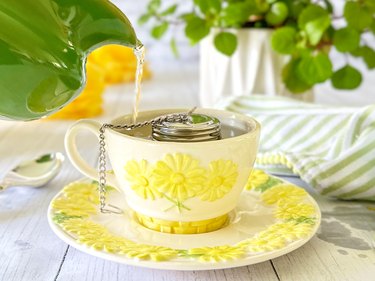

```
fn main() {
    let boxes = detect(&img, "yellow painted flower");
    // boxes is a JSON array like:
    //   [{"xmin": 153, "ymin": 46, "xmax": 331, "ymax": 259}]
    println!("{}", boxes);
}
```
[
  {"xmin": 275, "ymin": 202, "xmax": 316, "ymax": 220},
  {"xmin": 240, "ymin": 235, "xmax": 286, "ymax": 252},
  {"xmin": 78, "ymin": 233, "xmax": 129, "ymax": 252},
  {"xmin": 63, "ymin": 182, "xmax": 99, "ymax": 204},
  {"xmin": 61, "ymin": 219, "xmax": 108, "ymax": 236},
  {"xmin": 188, "ymin": 245, "xmax": 245, "ymax": 262},
  {"xmin": 261, "ymin": 184, "xmax": 307, "ymax": 205},
  {"xmin": 198, "ymin": 160, "xmax": 238, "ymax": 201},
  {"xmin": 124, "ymin": 160, "xmax": 161, "ymax": 200},
  {"xmin": 259, "ymin": 221, "xmax": 314, "ymax": 241},
  {"xmin": 152, "ymin": 153, "xmax": 206, "ymax": 201},
  {"xmin": 245, "ymin": 169, "xmax": 269, "ymax": 190},
  {"xmin": 120, "ymin": 244, "xmax": 178, "ymax": 261},
  {"xmin": 52, "ymin": 198, "xmax": 97, "ymax": 217}
]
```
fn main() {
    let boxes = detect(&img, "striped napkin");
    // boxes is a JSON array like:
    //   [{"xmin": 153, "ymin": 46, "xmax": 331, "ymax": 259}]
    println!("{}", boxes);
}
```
[{"xmin": 217, "ymin": 95, "xmax": 375, "ymax": 201}]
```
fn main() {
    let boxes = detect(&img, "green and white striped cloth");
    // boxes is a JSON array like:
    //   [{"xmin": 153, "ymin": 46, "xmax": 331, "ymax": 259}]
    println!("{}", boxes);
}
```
[{"xmin": 218, "ymin": 95, "xmax": 375, "ymax": 201}]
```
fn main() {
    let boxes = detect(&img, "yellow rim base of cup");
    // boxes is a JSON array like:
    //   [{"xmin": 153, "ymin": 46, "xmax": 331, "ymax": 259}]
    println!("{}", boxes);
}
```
[{"xmin": 135, "ymin": 213, "xmax": 229, "ymax": 234}]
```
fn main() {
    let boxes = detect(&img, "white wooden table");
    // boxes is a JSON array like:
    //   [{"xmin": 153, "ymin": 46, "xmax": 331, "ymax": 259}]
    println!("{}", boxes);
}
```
[{"xmin": 1, "ymin": 63, "xmax": 374, "ymax": 281}]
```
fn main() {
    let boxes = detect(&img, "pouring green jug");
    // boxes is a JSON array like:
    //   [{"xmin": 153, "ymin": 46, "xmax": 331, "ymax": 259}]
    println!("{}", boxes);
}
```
[{"xmin": 0, "ymin": 0, "xmax": 139, "ymax": 121}]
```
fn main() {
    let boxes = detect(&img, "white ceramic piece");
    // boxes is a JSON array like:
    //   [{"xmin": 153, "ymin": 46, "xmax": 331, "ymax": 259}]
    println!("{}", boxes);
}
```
[
  {"xmin": 64, "ymin": 108, "xmax": 260, "ymax": 223},
  {"xmin": 48, "ymin": 176, "xmax": 321, "ymax": 270},
  {"xmin": 199, "ymin": 29, "xmax": 314, "ymax": 107}
]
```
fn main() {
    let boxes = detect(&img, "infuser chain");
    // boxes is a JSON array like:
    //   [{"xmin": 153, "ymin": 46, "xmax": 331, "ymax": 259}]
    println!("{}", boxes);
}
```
[{"xmin": 98, "ymin": 107, "xmax": 196, "ymax": 214}]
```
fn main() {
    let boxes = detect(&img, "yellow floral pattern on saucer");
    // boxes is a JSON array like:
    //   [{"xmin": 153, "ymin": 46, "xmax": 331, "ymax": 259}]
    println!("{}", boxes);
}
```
[
  {"xmin": 51, "ymin": 171, "xmax": 319, "ymax": 264},
  {"xmin": 245, "ymin": 169, "xmax": 269, "ymax": 190},
  {"xmin": 187, "ymin": 245, "xmax": 245, "ymax": 262},
  {"xmin": 261, "ymin": 184, "xmax": 307, "ymax": 205}
]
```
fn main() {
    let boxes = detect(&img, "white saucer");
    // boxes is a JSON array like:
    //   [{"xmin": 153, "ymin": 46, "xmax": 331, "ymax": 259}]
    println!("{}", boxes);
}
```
[{"xmin": 48, "ymin": 170, "xmax": 321, "ymax": 270}]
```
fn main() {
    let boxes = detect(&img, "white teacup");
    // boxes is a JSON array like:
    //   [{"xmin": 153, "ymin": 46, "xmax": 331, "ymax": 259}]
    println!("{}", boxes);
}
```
[{"xmin": 65, "ymin": 108, "xmax": 260, "ymax": 234}]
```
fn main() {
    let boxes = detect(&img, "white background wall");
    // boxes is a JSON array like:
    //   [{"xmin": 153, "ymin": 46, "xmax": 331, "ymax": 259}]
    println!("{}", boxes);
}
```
[{"xmin": 111, "ymin": 0, "xmax": 375, "ymax": 106}]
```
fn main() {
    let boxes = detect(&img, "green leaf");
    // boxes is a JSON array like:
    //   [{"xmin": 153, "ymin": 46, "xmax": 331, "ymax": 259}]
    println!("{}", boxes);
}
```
[
  {"xmin": 91, "ymin": 180, "xmax": 115, "ymax": 192},
  {"xmin": 160, "ymin": 4, "xmax": 178, "ymax": 16},
  {"xmin": 291, "ymin": 216, "xmax": 317, "ymax": 225},
  {"xmin": 271, "ymin": 27, "xmax": 297, "ymax": 54},
  {"xmin": 138, "ymin": 13, "xmax": 151, "ymax": 25},
  {"xmin": 333, "ymin": 27, "xmax": 360, "ymax": 53},
  {"xmin": 284, "ymin": 0, "xmax": 307, "ymax": 18},
  {"xmin": 53, "ymin": 213, "xmax": 82, "ymax": 224},
  {"xmin": 221, "ymin": 2, "xmax": 257, "ymax": 27},
  {"xmin": 185, "ymin": 16, "xmax": 210, "ymax": 44},
  {"xmin": 265, "ymin": 2, "xmax": 289, "ymax": 26},
  {"xmin": 282, "ymin": 58, "xmax": 312, "ymax": 93},
  {"xmin": 361, "ymin": 46, "xmax": 375, "ymax": 69},
  {"xmin": 349, "ymin": 46, "xmax": 375, "ymax": 69},
  {"xmin": 344, "ymin": 1, "xmax": 372, "ymax": 31},
  {"xmin": 298, "ymin": 5, "xmax": 331, "ymax": 45},
  {"xmin": 350, "ymin": 47, "xmax": 362, "ymax": 57},
  {"xmin": 365, "ymin": 0, "xmax": 375, "ymax": 13},
  {"xmin": 297, "ymin": 53, "xmax": 333, "ymax": 84},
  {"xmin": 151, "ymin": 22, "xmax": 169, "ymax": 39},
  {"xmin": 255, "ymin": 177, "xmax": 283, "ymax": 192},
  {"xmin": 180, "ymin": 13, "xmax": 196, "ymax": 21},
  {"xmin": 323, "ymin": 0, "xmax": 333, "ymax": 13},
  {"xmin": 371, "ymin": 20, "xmax": 375, "ymax": 34},
  {"xmin": 214, "ymin": 32, "xmax": 237, "ymax": 56},
  {"xmin": 255, "ymin": 0, "xmax": 270, "ymax": 13},
  {"xmin": 170, "ymin": 37, "xmax": 179, "ymax": 58},
  {"xmin": 194, "ymin": 0, "xmax": 221, "ymax": 14},
  {"xmin": 148, "ymin": 0, "xmax": 161, "ymax": 12},
  {"xmin": 254, "ymin": 20, "xmax": 268, "ymax": 28},
  {"xmin": 331, "ymin": 65, "xmax": 362, "ymax": 90}
]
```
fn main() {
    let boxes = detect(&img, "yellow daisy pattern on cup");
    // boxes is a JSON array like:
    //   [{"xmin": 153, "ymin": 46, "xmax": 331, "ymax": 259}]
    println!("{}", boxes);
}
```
[
  {"xmin": 245, "ymin": 169, "xmax": 269, "ymax": 190},
  {"xmin": 261, "ymin": 184, "xmax": 307, "ymax": 205},
  {"xmin": 153, "ymin": 153, "xmax": 206, "ymax": 201},
  {"xmin": 199, "ymin": 160, "xmax": 238, "ymax": 201},
  {"xmin": 188, "ymin": 245, "xmax": 245, "ymax": 262},
  {"xmin": 124, "ymin": 159, "xmax": 161, "ymax": 200}
]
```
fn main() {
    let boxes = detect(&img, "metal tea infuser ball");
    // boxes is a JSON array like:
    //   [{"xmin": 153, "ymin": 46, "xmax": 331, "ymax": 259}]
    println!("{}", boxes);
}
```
[{"xmin": 151, "ymin": 113, "xmax": 221, "ymax": 142}]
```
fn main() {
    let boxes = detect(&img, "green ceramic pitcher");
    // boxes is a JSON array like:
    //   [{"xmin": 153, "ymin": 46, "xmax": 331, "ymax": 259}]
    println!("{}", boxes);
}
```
[{"xmin": 0, "ymin": 0, "xmax": 138, "ymax": 121}]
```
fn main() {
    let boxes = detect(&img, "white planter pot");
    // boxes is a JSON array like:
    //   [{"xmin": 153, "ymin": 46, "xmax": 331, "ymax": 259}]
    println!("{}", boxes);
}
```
[{"xmin": 199, "ymin": 29, "xmax": 314, "ymax": 107}]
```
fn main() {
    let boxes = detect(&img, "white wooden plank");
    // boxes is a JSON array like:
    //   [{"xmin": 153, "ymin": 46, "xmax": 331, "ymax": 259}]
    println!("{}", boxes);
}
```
[
  {"xmin": 55, "ymin": 247, "xmax": 279, "ymax": 281},
  {"xmin": 0, "ymin": 120, "xmax": 99, "ymax": 281},
  {"xmin": 272, "ymin": 236, "xmax": 375, "ymax": 281},
  {"xmin": 271, "ymin": 177, "xmax": 375, "ymax": 281}
]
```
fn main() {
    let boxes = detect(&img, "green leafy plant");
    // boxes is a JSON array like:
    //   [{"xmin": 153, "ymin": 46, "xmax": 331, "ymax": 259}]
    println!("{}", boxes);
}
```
[{"xmin": 139, "ymin": 0, "xmax": 375, "ymax": 93}]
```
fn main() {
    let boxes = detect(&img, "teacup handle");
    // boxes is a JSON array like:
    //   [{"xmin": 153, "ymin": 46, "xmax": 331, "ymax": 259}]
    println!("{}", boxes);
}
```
[{"xmin": 64, "ymin": 119, "xmax": 119, "ymax": 189}]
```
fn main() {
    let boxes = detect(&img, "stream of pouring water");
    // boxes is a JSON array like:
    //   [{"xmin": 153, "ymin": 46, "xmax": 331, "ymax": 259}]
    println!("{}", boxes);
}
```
[{"xmin": 132, "ymin": 44, "xmax": 146, "ymax": 124}]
